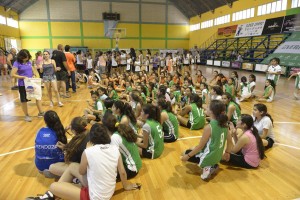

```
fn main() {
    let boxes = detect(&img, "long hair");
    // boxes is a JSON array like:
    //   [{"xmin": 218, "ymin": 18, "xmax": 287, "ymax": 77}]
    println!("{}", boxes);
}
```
[
  {"xmin": 143, "ymin": 104, "xmax": 161, "ymax": 122},
  {"xmin": 223, "ymin": 92, "xmax": 241, "ymax": 110},
  {"xmin": 265, "ymin": 79, "xmax": 276, "ymax": 93},
  {"xmin": 190, "ymin": 93, "xmax": 202, "ymax": 108},
  {"xmin": 240, "ymin": 114, "xmax": 265, "ymax": 159},
  {"xmin": 113, "ymin": 100, "xmax": 137, "ymax": 124},
  {"xmin": 43, "ymin": 110, "xmax": 67, "ymax": 144},
  {"xmin": 209, "ymin": 100, "xmax": 228, "ymax": 128},
  {"xmin": 241, "ymin": 76, "xmax": 247, "ymax": 87},
  {"xmin": 89, "ymin": 123, "xmax": 111, "ymax": 145},
  {"xmin": 254, "ymin": 103, "xmax": 274, "ymax": 125},
  {"xmin": 249, "ymin": 74, "xmax": 256, "ymax": 82},
  {"xmin": 17, "ymin": 49, "xmax": 32, "ymax": 63},
  {"xmin": 212, "ymin": 85, "xmax": 223, "ymax": 96},
  {"xmin": 131, "ymin": 90, "xmax": 143, "ymax": 105},
  {"xmin": 157, "ymin": 97, "xmax": 173, "ymax": 113},
  {"xmin": 64, "ymin": 117, "xmax": 88, "ymax": 163}
]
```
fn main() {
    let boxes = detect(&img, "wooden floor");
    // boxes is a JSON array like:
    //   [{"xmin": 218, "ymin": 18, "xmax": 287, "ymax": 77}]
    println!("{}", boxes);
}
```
[{"xmin": 0, "ymin": 66, "xmax": 300, "ymax": 200}]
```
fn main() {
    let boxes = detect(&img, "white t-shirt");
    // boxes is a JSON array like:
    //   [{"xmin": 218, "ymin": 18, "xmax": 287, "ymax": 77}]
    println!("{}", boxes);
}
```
[
  {"xmin": 249, "ymin": 81, "xmax": 256, "ymax": 94},
  {"xmin": 96, "ymin": 101, "xmax": 103, "ymax": 111},
  {"xmin": 86, "ymin": 58, "xmax": 93, "ymax": 69},
  {"xmin": 85, "ymin": 144, "xmax": 120, "ymax": 200},
  {"xmin": 253, "ymin": 116, "xmax": 275, "ymax": 140},
  {"xmin": 266, "ymin": 65, "xmax": 281, "ymax": 83}
]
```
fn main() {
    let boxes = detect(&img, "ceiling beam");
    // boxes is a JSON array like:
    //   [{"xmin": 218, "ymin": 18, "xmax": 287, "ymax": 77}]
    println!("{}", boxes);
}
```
[{"xmin": 223, "ymin": 0, "xmax": 233, "ymax": 8}]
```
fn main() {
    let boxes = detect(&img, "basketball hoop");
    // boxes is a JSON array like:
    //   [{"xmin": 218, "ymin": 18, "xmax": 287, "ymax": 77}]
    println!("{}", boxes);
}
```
[{"xmin": 107, "ymin": 28, "xmax": 126, "ymax": 50}]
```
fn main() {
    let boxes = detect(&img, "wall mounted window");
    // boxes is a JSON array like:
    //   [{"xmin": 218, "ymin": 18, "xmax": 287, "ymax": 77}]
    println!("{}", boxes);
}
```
[
  {"xmin": 7, "ymin": 18, "xmax": 18, "ymax": 28},
  {"xmin": 291, "ymin": 0, "xmax": 300, "ymax": 8},
  {"xmin": 214, "ymin": 14, "xmax": 230, "ymax": 26},
  {"xmin": 232, "ymin": 8, "xmax": 255, "ymax": 22},
  {"xmin": 190, "ymin": 23, "xmax": 200, "ymax": 31},
  {"xmin": 201, "ymin": 20, "xmax": 213, "ymax": 29},
  {"xmin": 0, "ymin": 15, "xmax": 6, "ymax": 25},
  {"xmin": 257, "ymin": 0, "xmax": 287, "ymax": 16}
]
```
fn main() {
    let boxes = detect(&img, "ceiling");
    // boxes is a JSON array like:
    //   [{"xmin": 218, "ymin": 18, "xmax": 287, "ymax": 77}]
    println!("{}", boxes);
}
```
[
  {"xmin": 169, "ymin": 0, "xmax": 238, "ymax": 18},
  {"xmin": 0, "ymin": 0, "xmax": 38, "ymax": 14},
  {"xmin": 0, "ymin": 0, "xmax": 237, "ymax": 19}
]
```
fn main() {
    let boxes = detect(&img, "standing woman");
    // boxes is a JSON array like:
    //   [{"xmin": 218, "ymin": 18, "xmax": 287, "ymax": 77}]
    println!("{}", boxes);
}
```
[
  {"xmin": 136, "ymin": 104, "xmax": 164, "ymax": 159},
  {"xmin": 40, "ymin": 51, "xmax": 63, "ymax": 107},
  {"xmin": 11, "ymin": 49, "xmax": 44, "ymax": 122},
  {"xmin": 130, "ymin": 48, "xmax": 136, "ymax": 72},
  {"xmin": 222, "ymin": 114, "xmax": 265, "ymax": 169},
  {"xmin": 157, "ymin": 98, "xmax": 179, "ymax": 143},
  {"xmin": 222, "ymin": 92, "xmax": 241, "ymax": 126},
  {"xmin": 253, "ymin": 103, "xmax": 275, "ymax": 149},
  {"xmin": 177, "ymin": 93, "xmax": 205, "ymax": 130}
]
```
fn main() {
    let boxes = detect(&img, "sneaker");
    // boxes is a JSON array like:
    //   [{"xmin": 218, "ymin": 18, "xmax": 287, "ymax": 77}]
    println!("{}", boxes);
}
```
[
  {"xmin": 26, "ymin": 191, "xmax": 54, "ymax": 200},
  {"xmin": 37, "ymin": 112, "xmax": 45, "ymax": 118},
  {"xmin": 49, "ymin": 101, "xmax": 53, "ymax": 107},
  {"xmin": 25, "ymin": 115, "xmax": 32, "ymax": 122},
  {"xmin": 200, "ymin": 164, "xmax": 219, "ymax": 181},
  {"xmin": 58, "ymin": 102, "xmax": 64, "ymax": 107},
  {"xmin": 11, "ymin": 86, "xmax": 18, "ymax": 90},
  {"xmin": 73, "ymin": 178, "xmax": 80, "ymax": 184}
]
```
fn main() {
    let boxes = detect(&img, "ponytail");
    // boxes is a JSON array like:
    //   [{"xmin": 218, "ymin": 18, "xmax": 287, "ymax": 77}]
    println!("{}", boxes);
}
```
[
  {"xmin": 123, "ymin": 102, "xmax": 137, "ymax": 124},
  {"xmin": 117, "ymin": 124, "xmax": 137, "ymax": 143},
  {"xmin": 216, "ymin": 113, "xmax": 228, "ymax": 128},
  {"xmin": 209, "ymin": 100, "xmax": 228, "ymax": 128},
  {"xmin": 252, "ymin": 126, "xmax": 265, "ymax": 159}
]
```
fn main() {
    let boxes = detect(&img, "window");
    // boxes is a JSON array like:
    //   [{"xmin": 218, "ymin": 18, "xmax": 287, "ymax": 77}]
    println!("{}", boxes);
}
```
[
  {"xmin": 190, "ymin": 23, "xmax": 200, "ymax": 31},
  {"xmin": 7, "ymin": 18, "xmax": 18, "ymax": 28},
  {"xmin": 0, "ymin": 15, "xmax": 6, "ymax": 25},
  {"xmin": 214, "ymin": 14, "xmax": 230, "ymax": 26},
  {"xmin": 257, "ymin": 0, "xmax": 287, "ymax": 16},
  {"xmin": 292, "ymin": 0, "xmax": 300, "ymax": 8},
  {"xmin": 232, "ymin": 8, "xmax": 254, "ymax": 22},
  {"xmin": 201, "ymin": 20, "xmax": 213, "ymax": 29}
]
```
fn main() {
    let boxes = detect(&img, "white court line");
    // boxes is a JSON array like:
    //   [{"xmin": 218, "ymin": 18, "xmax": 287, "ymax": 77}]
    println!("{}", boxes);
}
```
[
  {"xmin": 275, "ymin": 143, "xmax": 300, "ymax": 150},
  {"xmin": 177, "ymin": 136, "xmax": 202, "ymax": 140},
  {"xmin": 0, "ymin": 146, "xmax": 34, "ymax": 157},
  {"xmin": 0, "ymin": 97, "xmax": 18, "ymax": 110},
  {"xmin": 274, "ymin": 122, "xmax": 300, "ymax": 125}
]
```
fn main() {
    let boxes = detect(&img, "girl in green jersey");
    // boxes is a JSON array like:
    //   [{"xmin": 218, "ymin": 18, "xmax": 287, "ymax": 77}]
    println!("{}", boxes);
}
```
[
  {"xmin": 136, "ymin": 104, "xmax": 164, "ymax": 159},
  {"xmin": 157, "ymin": 98, "xmax": 179, "ymax": 143},
  {"xmin": 177, "ymin": 93, "xmax": 205, "ymax": 130},
  {"xmin": 181, "ymin": 100, "xmax": 232, "ymax": 181},
  {"xmin": 257, "ymin": 79, "xmax": 275, "ymax": 103},
  {"xmin": 222, "ymin": 92, "xmax": 241, "ymax": 126},
  {"xmin": 288, "ymin": 71, "xmax": 300, "ymax": 100}
]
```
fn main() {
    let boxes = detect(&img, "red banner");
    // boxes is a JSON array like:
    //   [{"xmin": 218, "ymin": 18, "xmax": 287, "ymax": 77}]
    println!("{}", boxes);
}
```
[{"xmin": 218, "ymin": 25, "xmax": 238, "ymax": 38}]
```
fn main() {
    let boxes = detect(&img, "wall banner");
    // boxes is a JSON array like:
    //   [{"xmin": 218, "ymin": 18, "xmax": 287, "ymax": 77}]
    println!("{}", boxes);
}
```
[
  {"xmin": 235, "ymin": 20, "xmax": 265, "ymax": 38},
  {"xmin": 282, "ymin": 14, "xmax": 300, "ymax": 33},
  {"xmin": 262, "ymin": 17, "xmax": 284, "ymax": 35},
  {"xmin": 218, "ymin": 25, "xmax": 238, "ymax": 38},
  {"xmin": 273, "ymin": 41, "xmax": 300, "ymax": 54}
]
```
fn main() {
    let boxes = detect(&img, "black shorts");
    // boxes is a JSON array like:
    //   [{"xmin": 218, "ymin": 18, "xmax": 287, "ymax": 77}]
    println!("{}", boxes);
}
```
[
  {"xmin": 186, "ymin": 121, "xmax": 192, "ymax": 129},
  {"xmin": 112, "ymin": 65, "xmax": 118, "ymax": 69},
  {"xmin": 164, "ymin": 132, "xmax": 177, "ymax": 143},
  {"xmin": 185, "ymin": 150, "xmax": 200, "ymax": 164},
  {"xmin": 18, "ymin": 86, "xmax": 29, "ymax": 103},
  {"xmin": 76, "ymin": 64, "xmax": 86, "ymax": 71},
  {"xmin": 117, "ymin": 168, "xmax": 138, "ymax": 180},
  {"xmin": 265, "ymin": 137, "xmax": 275, "ymax": 149},
  {"xmin": 55, "ymin": 71, "xmax": 68, "ymax": 81},
  {"xmin": 142, "ymin": 148, "xmax": 153, "ymax": 159}
]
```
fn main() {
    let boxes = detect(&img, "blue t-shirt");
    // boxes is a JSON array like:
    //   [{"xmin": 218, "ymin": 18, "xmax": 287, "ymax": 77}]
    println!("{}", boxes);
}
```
[
  {"xmin": 35, "ymin": 127, "xmax": 64, "ymax": 171},
  {"xmin": 13, "ymin": 61, "xmax": 33, "ymax": 86}
]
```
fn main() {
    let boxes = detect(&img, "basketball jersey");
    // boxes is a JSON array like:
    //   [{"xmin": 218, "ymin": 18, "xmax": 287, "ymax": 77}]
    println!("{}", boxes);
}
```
[
  {"xmin": 225, "ymin": 84, "xmax": 235, "ymax": 98},
  {"xmin": 266, "ymin": 65, "xmax": 281, "ymax": 85},
  {"xmin": 240, "ymin": 83, "xmax": 251, "ymax": 96},
  {"xmin": 201, "ymin": 89, "xmax": 209, "ymax": 104},
  {"xmin": 110, "ymin": 90, "xmax": 119, "ymax": 100},
  {"xmin": 196, "ymin": 119, "xmax": 228, "ymax": 167},
  {"xmin": 162, "ymin": 110, "xmax": 179, "ymax": 139},
  {"xmin": 189, "ymin": 103, "xmax": 205, "ymax": 130},
  {"xmin": 143, "ymin": 119, "xmax": 164, "ymax": 159},
  {"xmin": 111, "ymin": 132, "xmax": 142, "ymax": 172},
  {"xmin": 120, "ymin": 54, "xmax": 126, "ymax": 65},
  {"xmin": 126, "ymin": 58, "xmax": 132, "ymax": 71},
  {"xmin": 226, "ymin": 102, "xmax": 241, "ymax": 125},
  {"xmin": 173, "ymin": 90, "xmax": 181, "ymax": 103},
  {"xmin": 263, "ymin": 85, "xmax": 274, "ymax": 101}
]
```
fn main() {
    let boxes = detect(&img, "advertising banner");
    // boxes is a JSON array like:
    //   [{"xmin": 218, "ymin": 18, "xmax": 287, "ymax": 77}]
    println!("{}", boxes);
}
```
[
  {"xmin": 235, "ymin": 20, "xmax": 265, "ymax": 38},
  {"xmin": 242, "ymin": 63, "xmax": 254, "ymax": 71},
  {"xmin": 214, "ymin": 60, "xmax": 221, "ymax": 66},
  {"xmin": 207, "ymin": 60, "xmax": 213, "ymax": 65},
  {"xmin": 273, "ymin": 41, "xmax": 300, "ymax": 54},
  {"xmin": 262, "ymin": 17, "xmax": 284, "ymax": 35},
  {"xmin": 282, "ymin": 14, "xmax": 300, "ymax": 33},
  {"xmin": 231, "ymin": 61, "xmax": 241, "ymax": 69},
  {"xmin": 218, "ymin": 25, "xmax": 238, "ymax": 38},
  {"xmin": 222, "ymin": 61, "xmax": 231, "ymax": 68}
]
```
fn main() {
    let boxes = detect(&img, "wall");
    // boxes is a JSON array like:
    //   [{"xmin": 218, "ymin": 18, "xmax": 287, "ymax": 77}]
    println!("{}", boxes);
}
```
[
  {"xmin": 0, "ymin": 6, "xmax": 20, "ymax": 38},
  {"xmin": 19, "ymin": 0, "xmax": 189, "ymax": 52},
  {"xmin": 189, "ymin": 0, "xmax": 294, "ymax": 48}
]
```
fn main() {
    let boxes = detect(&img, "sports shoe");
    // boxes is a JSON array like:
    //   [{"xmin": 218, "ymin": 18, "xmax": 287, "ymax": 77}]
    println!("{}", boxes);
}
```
[
  {"xmin": 200, "ymin": 164, "xmax": 219, "ymax": 181},
  {"xmin": 49, "ymin": 101, "xmax": 53, "ymax": 107},
  {"xmin": 26, "ymin": 191, "xmax": 54, "ymax": 200},
  {"xmin": 37, "ymin": 112, "xmax": 45, "ymax": 118},
  {"xmin": 58, "ymin": 102, "xmax": 64, "ymax": 107},
  {"xmin": 25, "ymin": 115, "xmax": 32, "ymax": 122}
]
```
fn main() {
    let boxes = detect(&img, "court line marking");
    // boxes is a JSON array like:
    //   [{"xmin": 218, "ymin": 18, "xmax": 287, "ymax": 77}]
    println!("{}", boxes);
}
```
[
  {"xmin": 0, "ymin": 135, "xmax": 300, "ymax": 158},
  {"xmin": 274, "ymin": 122, "xmax": 300, "ymax": 125},
  {"xmin": 0, "ymin": 97, "xmax": 18, "ymax": 110}
]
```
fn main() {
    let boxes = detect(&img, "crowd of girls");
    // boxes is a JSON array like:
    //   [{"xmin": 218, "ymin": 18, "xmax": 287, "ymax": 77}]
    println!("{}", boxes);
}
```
[{"xmin": 23, "ymin": 48, "xmax": 281, "ymax": 199}]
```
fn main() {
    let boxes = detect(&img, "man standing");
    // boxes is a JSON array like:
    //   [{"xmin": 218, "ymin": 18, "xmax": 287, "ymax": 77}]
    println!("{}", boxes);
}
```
[
  {"xmin": 6, "ymin": 48, "xmax": 18, "ymax": 90},
  {"xmin": 64, "ymin": 45, "xmax": 76, "ymax": 93},
  {"xmin": 51, "ymin": 44, "xmax": 70, "ymax": 98}
]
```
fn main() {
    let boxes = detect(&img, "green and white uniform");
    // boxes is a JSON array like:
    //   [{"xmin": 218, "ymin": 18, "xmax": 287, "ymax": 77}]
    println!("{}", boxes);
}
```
[
  {"xmin": 141, "ymin": 92, "xmax": 147, "ymax": 104},
  {"xmin": 224, "ymin": 84, "xmax": 235, "ymax": 99},
  {"xmin": 118, "ymin": 115, "xmax": 138, "ymax": 135},
  {"xmin": 142, "ymin": 119, "xmax": 164, "ymax": 159},
  {"xmin": 93, "ymin": 99, "xmax": 106, "ymax": 118},
  {"xmin": 111, "ymin": 132, "xmax": 142, "ymax": 172},
  {"xmin": 266, "ymin": 65, "xmax": 281, "ymax": 85},
  {"xmin": 263, "ymin": 85, "xmax": 274, "ymax": 102},
  {"xmin": 226, "ymin": 102, "xmax": 241, "ymax": 125},
  {"xmin": 110, "ymin": 90, "xmax": 119, "ymax": 100},
  {"xmin": 173, "ymin": 90, "xmax": 181, "ymax": 103},
  {"xmin": 189, "ymin": 103, "xmax": 205, "ymax": 130},
  {"xmin": 126, "ymin": 86, "xmax": 133, "ymax": 93},
  {"xmin": 196, "ymin": 119, "xmax": 228, "ymax": 167},
  {"xmin": 162, "ymin": 110, "xmax": 179, "ymax": 140},
  {"xmin": 295, "ymin": 72, "xmax": 300, "ymax": 89},
  {"xmin": 201, "ymin": 89, "xmax": 209, "ymax": 104}
]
